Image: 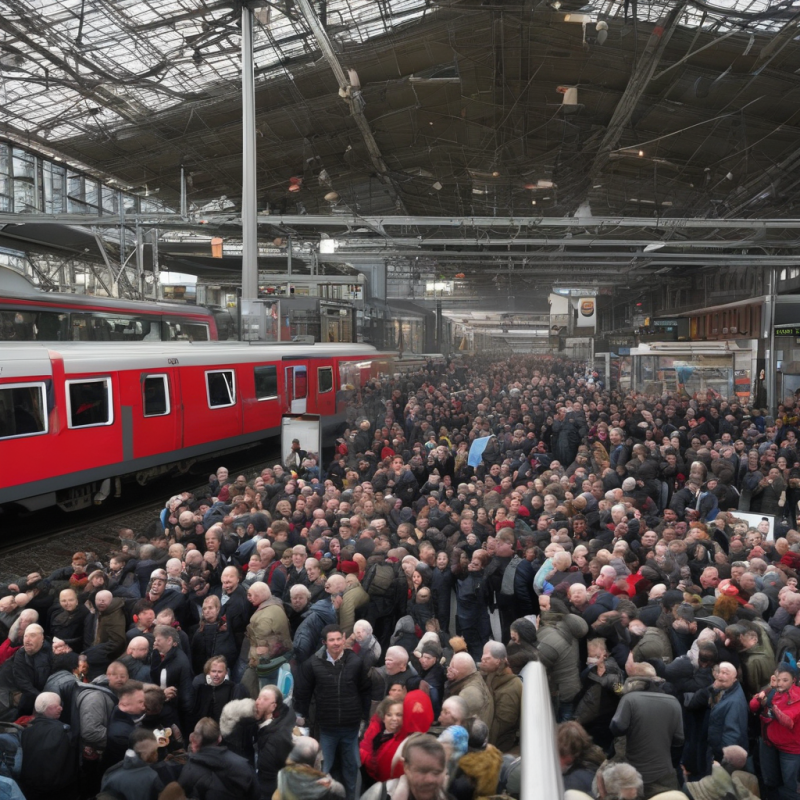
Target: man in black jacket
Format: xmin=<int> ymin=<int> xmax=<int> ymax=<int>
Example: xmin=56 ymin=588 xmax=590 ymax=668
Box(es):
xmin=150 ymin=625 xmax=195 ymax=728
xmin=19 ymin=691 xmax=79 ymax=800
xmin=294 ymin=624 xmax=371 ymax=800
xmin=11 ymin=623 xmax=53 ymax=716
xmin=254 ymin=685 xmax=295 ymax=799
xmin=180 ymin=717 xmax=258 ymax=800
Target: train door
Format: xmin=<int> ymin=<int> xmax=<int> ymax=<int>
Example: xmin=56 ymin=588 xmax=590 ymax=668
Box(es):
xmin=284 ymin=364 xmax=307 ymax=414
xmin=129 ymin=369 xmax=182 ymax=459
xmin=313 ymin=361 xmax=336 ymax=418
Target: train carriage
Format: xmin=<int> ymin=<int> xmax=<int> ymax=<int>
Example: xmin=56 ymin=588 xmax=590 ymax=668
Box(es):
xmin=0 ymin=341 xmax=390 ymax=513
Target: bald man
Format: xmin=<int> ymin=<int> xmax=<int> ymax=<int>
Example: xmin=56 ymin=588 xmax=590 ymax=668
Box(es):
xmin=119 ymin=636 xmax=152 ymax=682
xmin=444 ymin=652 xmax=494 ymax=727
xmin=369 ymin=645 xmax=423 ymax=708
xmin=212 ymin=565 xmax=251 ymax=647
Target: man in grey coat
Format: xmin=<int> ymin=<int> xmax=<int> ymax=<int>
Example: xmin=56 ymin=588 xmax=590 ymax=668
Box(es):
xmin=610 ymin=663 xmax=684 ymax=797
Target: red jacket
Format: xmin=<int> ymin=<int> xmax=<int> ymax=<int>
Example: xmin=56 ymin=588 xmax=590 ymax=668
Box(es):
xmin=0 ymin=638 xmax=21 ymax=666
xmin=359 ymin=690 xmax=434 ymax=781
xmin=750 ymin=684 xmax=800 ymax=754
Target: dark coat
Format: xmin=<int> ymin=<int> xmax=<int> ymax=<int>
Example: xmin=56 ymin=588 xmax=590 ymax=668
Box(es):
xmin=19 ymin=716 xmax=79 ymax=800
xmin=49 ymin=605 xmax=93 ymax=653
xmin=12 ymin=641 xmax=53 ymax=716
xmin=190 ymin=617 xmax=239 ymax=674
xmin=255 ymin=703 xmax=295 ymax=799
xmin=211 ymin=585 xmax=252 ymax=647
xmin=179 ymin=745 xmax=259 ymax=800
xmin=102 ymin=707 xmax=140 ymax=770
xmin=101 ymin=751 xmax=165 ymax=800
xmin=190 ymin=674 xmax=248 ymax=729
xmin=150 ymin=644 xmax=195 ymax=722
xmin=294 ymin=647 xmax=371 ymax=729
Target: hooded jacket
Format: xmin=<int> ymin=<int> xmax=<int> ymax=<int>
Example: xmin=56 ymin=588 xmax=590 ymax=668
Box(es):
xmin=536 ymin=611 xmax=589 ymax=703
xmin=361 ymin=690 xmax=434 ymax=782
xmin=178 ymin=744 xmax=259 ymax=800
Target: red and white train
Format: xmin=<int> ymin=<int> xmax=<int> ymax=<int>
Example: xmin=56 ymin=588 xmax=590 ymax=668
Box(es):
xmin=0 ymin=341 xmax=392 ymax=512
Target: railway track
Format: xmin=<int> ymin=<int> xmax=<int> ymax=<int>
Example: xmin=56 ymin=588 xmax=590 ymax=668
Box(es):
xmin=0 ymin=448 xmax=281 ymax=577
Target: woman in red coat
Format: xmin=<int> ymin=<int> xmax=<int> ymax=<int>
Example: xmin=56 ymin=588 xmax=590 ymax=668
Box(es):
xmin=360 ymin=689 xmax=435 ymax=786
xmin=749 ymin=665 xmax=800 ymax=800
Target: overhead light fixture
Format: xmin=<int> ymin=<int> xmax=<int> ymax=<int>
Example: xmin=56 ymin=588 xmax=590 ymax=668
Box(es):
xmin=432 ymin=181 xmax=443 ymax=191
xmin=639 ymin=150 xmax=644 ymax=157
xmin=564 ymin=13 xmax=593 ymax=23
xmin=557 ymin=85 xmax=578 ymax=107
xmin=643 ymin=243 xmax=665 ymax=252
xmin=549 ymin=0 xmax=562 ymax=8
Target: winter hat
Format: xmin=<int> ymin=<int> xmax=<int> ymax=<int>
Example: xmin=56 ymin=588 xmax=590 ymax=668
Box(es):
xmin=438 ymin=726 xmax=469 ymax=761
xmin=675 ymin=603 xmax=695 ymax=622
xmin=419 ymin=640 xmax=443 ymax=660
xmin=696 ymin=614 xmax=727 ymax=632
xmin=622 ymin=477 xmax=636 ymax=493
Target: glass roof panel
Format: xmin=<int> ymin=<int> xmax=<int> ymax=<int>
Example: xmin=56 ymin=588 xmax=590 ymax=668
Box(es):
xmin=598 ymin=0 xmax=798 ymax=32
xmin=0 ymin=0 xmax=430 ymax=141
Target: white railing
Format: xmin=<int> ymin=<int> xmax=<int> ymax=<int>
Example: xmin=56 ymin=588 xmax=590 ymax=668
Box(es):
xmin=520 ymin=661 xmax=564 ymax=800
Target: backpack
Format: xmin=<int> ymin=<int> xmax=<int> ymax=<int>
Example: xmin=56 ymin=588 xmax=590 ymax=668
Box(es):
xmin=43 ymin=671 xmax=79 ymax=726
xmin=0 ymin=723 xmax=22 ymax=779
xmin=364 ymin=563 xmax=396 ymax=599
xmin=70 ymin=682 xmax=118 ymax=745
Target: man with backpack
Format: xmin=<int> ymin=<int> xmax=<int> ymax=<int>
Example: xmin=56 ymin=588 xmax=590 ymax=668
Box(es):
xmin=75 ymin=660 xmax=129 ymax=793
xmin=19 ymin=692 xmax=79 ymax=800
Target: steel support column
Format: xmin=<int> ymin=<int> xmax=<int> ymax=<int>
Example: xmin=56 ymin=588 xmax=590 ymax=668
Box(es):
xmin=240 ymin=3 xmax=258 ymax=303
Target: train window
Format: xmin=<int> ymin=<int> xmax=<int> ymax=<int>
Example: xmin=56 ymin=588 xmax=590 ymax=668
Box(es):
xmin=0 ymin=310 xmax=69 ymax=341
xmin=206 ymin=370 xmax=236 ymax=408
xmin=162 ymin=319 xmax=210 ymax=342
xmin=294 ymin=367 xmax=308 ymax=399
xmin=66 ymin=378 xmax=113 ymax=428
xmin=143 ymin=375 xmax=170 ymax=417
xmin=254 ymin=365 xmax=278 ymax=400
xmin=0 ymin=382 xmax=48 ymax=439
xmin=72 ymin=313 xmax=159 ymax=342
xmin=318 ymin=366 xmax=333 ymax=394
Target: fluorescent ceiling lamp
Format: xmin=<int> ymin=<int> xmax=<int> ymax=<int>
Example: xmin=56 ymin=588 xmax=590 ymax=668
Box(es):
xmin=643 ymin=243 xmax=666 ymax=252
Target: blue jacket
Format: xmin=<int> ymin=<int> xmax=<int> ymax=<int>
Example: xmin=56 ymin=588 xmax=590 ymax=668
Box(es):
xmin=700 ymin=681 xmax=749 ymax=757
xmin=292 ymin=597 xmax=337 ymax=662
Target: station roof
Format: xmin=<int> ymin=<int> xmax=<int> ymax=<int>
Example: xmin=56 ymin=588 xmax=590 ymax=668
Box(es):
xmin=2 ymin=0 xmax=800 ymax=291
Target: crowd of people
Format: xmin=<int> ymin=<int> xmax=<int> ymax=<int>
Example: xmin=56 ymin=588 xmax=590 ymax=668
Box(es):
xmin=1 ymin=353 xmax=800 ymax=800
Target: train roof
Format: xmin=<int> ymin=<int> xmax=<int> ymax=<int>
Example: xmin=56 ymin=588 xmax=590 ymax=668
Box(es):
xmin=0 ymin=267 xmax=213 ymax=317
xmin=0 ymin=341 xmax=384 ymax=378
